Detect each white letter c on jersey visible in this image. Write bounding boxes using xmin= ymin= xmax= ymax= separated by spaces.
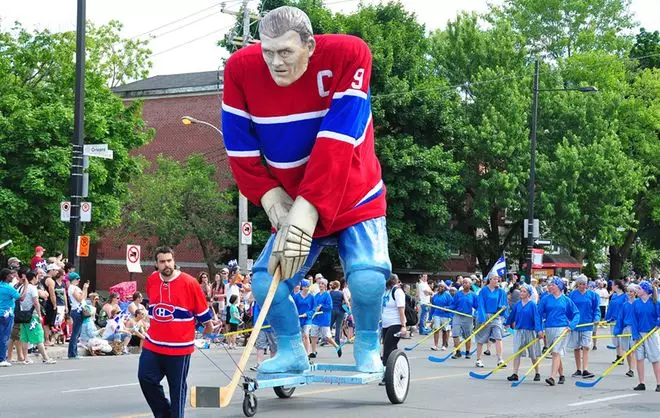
xmin=317 ymin=70 xmax=333 ymax=97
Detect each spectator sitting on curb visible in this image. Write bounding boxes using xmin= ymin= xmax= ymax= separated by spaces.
xmin=103 ymin=308 xmax=131 ymax=355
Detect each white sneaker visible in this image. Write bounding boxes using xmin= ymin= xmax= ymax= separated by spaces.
xmin=0 ymin=361 xmax=12 ymax=367
xmin=430 ymin=346 xmax=438 ymax=351
xmin=497 ymin=359 xmax=505 ymax=367
xmin=43 ymin=359 xmax=56 ymax=365
xmin=475 ymin=359 xmax=485 ymax=368
xmin=441 ymin=346 xmax=447 ymax=351
xmin=23 ymin=359 xmax=34 ymax=365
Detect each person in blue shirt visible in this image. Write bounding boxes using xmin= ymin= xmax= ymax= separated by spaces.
xmin=630 ymin=281 xmax=660 ymax=392
xmin=475 ymin=275 xmax=508 ymax=368
xmin=293 ymin=279 xmax=315 ymax=355
xmin=504 ymin=284 xmax=543 ymax=382
xmin=0 ymin=268 xmax=28 ymax=367
xmin=613 ymin=283 xmax=638 ymax=377
xmin=567 ymin=275 xmax=601 ymax=379
xmin=538 ymin=277 xmax=580 ymax=386
xmin=450 ymin=278 xmax=477 ymax=359
xmin=605 ymin=280 xmax=626 ymax=365
xmin=309 ymin=279 xmax=340 ymax=358
xmin=251 ymin=301 xmax=277 ymax=371
xmin=430 ymin=281 xmax=453 ymax=351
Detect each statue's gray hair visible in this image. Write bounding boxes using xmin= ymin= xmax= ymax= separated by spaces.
xmin=259 ymin=6 xmax=314 ymax=43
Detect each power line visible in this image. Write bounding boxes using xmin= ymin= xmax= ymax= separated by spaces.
xmin=145 ymin=10 xmax=223 ymax=41
xmin=151 ymin=25 xmax=234 ymax=57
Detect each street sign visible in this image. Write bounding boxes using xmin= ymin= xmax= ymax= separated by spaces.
xmin=126 ymin=244 xmax=142 ymax=273
xmin=241 ymin=221 xmax=252 ymax=245
xmin=531 ymin=248 xmax=544 ymax=269
xmin=523 ymin=219 xmax=540 ymax=239
xmin=80 ymin=201 xmax=92 ymax=222
xmin=534 ymin=239 xmax=553 ymax=246
xmin=83 ymin=144 xmax=108 ymax=154
xmin=77 ymin=235 xmax=90 ymax=257
xmin=60 ymin=201 xmax=71 ymax=222
xmin=246 ymin=258 xmax=253 ymax=272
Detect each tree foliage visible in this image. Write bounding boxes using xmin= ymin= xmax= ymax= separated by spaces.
xmin=0 ymin=22 xmax=152 ymax=261
xmin=121 ymin=155 xmax=236 ymax=275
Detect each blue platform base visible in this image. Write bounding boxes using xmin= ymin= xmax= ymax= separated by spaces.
xmin=253 ymin=363 xmax=384 ymax=390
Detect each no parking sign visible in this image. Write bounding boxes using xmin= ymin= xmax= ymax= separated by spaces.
xmin=126 ymin=244 xmax=142 ymax=273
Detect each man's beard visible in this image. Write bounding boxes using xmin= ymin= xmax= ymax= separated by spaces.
xmin=161 ymin=267 xmax=174 ymax=277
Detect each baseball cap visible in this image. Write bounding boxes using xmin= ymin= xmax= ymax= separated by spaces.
xmin=35 ymin=246 xmax=45 ymax=252
xmin=8 ymin=257 xmax=21 ymax=265
xmin=46 ymin=263 xmax=59 ymax=271
xmin=68 ymin=272 xmax=81 ymax=281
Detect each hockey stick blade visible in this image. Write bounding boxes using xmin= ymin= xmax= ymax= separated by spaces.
xmin=469 ymin=371 xmax=492 ymax=379
xmin=511 ymin=376 xmax=527 ymax=387
xmin=404 ymin=345 xmax=418 ymax=351
xmin=606 ymin=345 xmax=616 ymax=350
xmin=576 ymin=377 xmax=602 ymax=388
xmin=428 ymin=354 xmax=452 ymax=363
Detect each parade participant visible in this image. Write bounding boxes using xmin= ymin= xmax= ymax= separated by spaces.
xmin=430 ymin=281 xmax=452 ymax=351
xmin=138 ymin=247 xmax=213 ymax=418
xmin=567 ymin=275 xmax=600 ymax=379
xmin=538 ymin=278 xmax=580 ymax=386
xmin=380 ymin=274 xmax=407 ymax=385
xmin=614 ymin=283 xmax=638 ymax=377
xmin=630 ymin=281 xmax=660 ymax=392
xmin=475 ymin=275 xmax=508 ymax=368
xmin=450 ymin=278 xmax=477 ymax=359
xmin=293 ymin=279 xmax=315 ymax=354
xmin=309 ymin=278 xmax=341 ymax=358
xmin=504 ymin=285 xmax=542 ymax=382
xmin=250 ymin=301 xmax=277 ymax=372
xmin=606 ymin=280 xmax=626 ymax=365
xmin=222 ymin=5 xmax=390 ymax=373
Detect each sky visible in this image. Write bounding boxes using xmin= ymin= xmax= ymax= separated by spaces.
xmin=2 ymin=0 xmax=659 ymax=77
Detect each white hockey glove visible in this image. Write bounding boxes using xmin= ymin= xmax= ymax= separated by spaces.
xmin=260 ymin=187 xmax=294 ymax=230
xmin=267 ymin=196 xmax=318 ymax=279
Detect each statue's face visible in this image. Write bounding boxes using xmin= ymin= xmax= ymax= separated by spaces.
xmin=261 ymin=30 xmax=315 ymax=87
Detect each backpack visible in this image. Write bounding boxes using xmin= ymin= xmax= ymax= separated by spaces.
xmin=391 ymin=287 xmax=418 ymax=327
xmin=13 ymin=285 xmax=34 ymax=324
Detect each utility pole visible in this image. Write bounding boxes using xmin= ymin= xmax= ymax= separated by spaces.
xmin=526 ymin=59 xmax=540 ymax=284
xmin=68 ymin=0 xmax=86 ymax=271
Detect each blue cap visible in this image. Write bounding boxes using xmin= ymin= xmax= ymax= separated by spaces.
xmin=301 ymin=279 xmax=310 ymax=288
xmin=640 ymin=280 xmax=653 ymax=295
xmin=552 ymin=277 xmax=564 ymax=291
xmin=445 ymin=280 xmax=452 ymax=287
xmin=68 ymin=272 xmax=81 ymax=281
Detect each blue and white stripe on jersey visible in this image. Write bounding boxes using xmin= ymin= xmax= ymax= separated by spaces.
xmin=318 ymin=90 xmax=372 ymax=146
xmin=221 ymin=103 xmax=260 ymax=157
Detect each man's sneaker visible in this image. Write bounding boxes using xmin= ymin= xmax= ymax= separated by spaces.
xmin=43 ymin=359 xmax=56 ymax=365
xmin=626 ymin=370 xmax=635 ymax=377
xmin=582 ymin=370 xmax=595 ymax=379
xmin=0 ymin=361 xmax=12 ymax=367
xmin=483 ymin=350 xmax=491 ymax=356
xmin=558 ymin=375 xmax=565 ymax=384
xmin=507 ymin=373 xmax=519 ymax=381
xmin=475 ymin=359 xmax=484 ymax=368
xmin=497 ymin=359 xmax=505 ymax=367
xmin=308 ymin=352 xmax=317 ymax=359
xmin=572 ymin=370 xmax=583 ymax=378
xmin=633 ymin=383 xmax=646 ymax=391
xmin=451 ymin=350 xmax=462 ymax=359
xmin=545 ymin=377 xmax=555 ymax=386
xmin=534 ymin=373 xmax=541 ymax=382
xmin=430 ymin=346 xmax=438 ymax=351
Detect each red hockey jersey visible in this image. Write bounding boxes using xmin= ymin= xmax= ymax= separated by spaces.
xmin=144 ymin=271 xmax=212 ymax=356
xmin=222 ymin=34 xmax=386 ymax=238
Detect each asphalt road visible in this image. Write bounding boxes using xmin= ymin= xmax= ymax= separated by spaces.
xmin=1 ymin=333 xmax=659 ymax=418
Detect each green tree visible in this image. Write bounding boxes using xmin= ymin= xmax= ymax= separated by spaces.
xmin=121 ymin=155 xmax=237 ymax=276
xmin=0 ymin=22 xmax=152 ymax=261
xmin=630 ymin=28 xmax=660 ymax=70
xmin=490 ymin=0 xmax=635 ymax=59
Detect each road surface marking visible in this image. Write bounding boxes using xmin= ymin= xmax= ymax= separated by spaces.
xmin=63 ymin=382 xmax=140 ymax=393
xmin=567 ymin=394 xmax=639 ymax=407
xmin=0 ymin=369 xmax=82 ymax=379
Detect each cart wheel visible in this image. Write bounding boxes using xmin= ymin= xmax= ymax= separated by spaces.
xmin=242 ymin=393 xmax=258 ymax=417
xmin=273 ymin=386 xmax=296 ymax=398
xmin=385 ymin=349 xmax=410 ymax=404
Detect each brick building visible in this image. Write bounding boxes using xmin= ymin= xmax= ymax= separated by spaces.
xmin=89 ymin=70 xmax=476 ymax=292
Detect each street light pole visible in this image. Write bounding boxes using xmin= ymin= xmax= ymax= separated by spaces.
xmin=68 ymin=0 xmax=86 ymax=270
xmin=526 ymin=59 xmax=540 ymax=284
